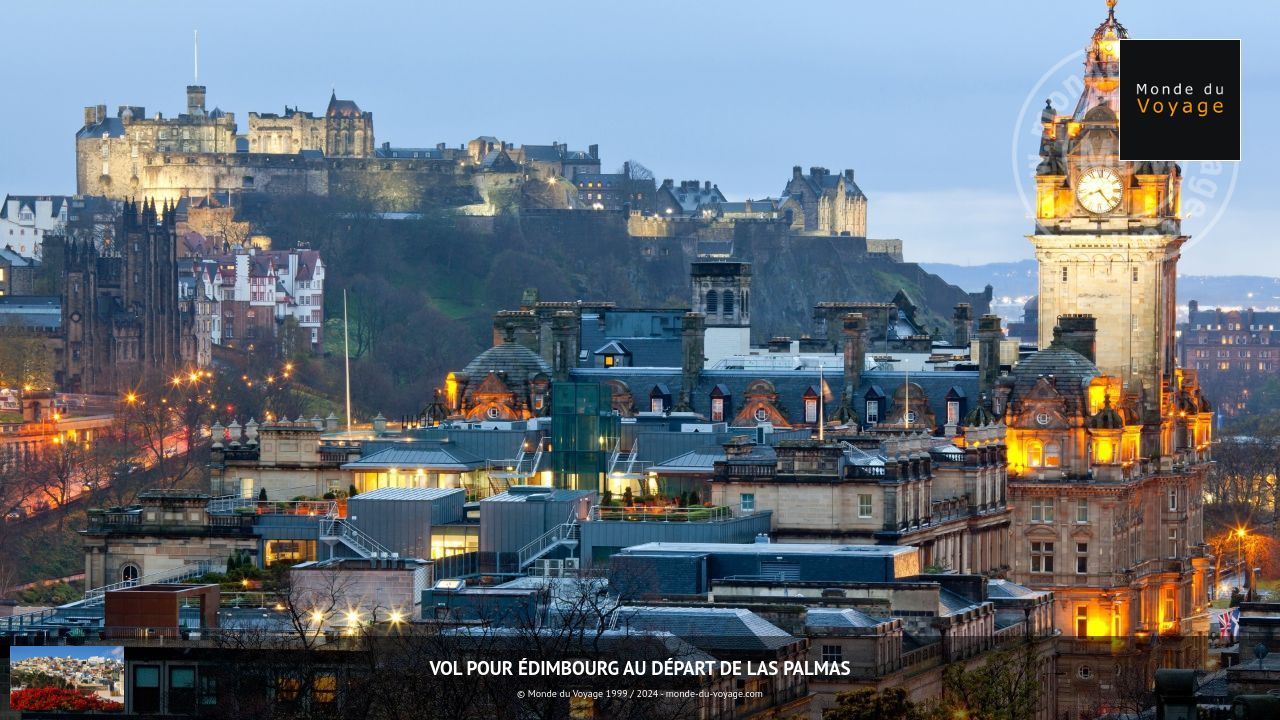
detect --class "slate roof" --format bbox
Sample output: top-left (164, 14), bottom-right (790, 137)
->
top-left (1, 195), bottom-right (69, 219)
top-left (985, 579), bottom-right (1046, 600)
top-left (520, 145), bottom-right (564, 163)
top-left (1006, 342), bottom-right (1099, 417)
top-left (461, 342), bottom-right (553, 402)
top-left (804, 607), bottom-right (885, 629)
top-left (375, 147), bottom-right (444, 159)
top-left (615, 606), bottom-right (798, 652)
top-left (939, 588), bottom-right (984, 615)
top-left (76, 117), bottom-right (126, 139)
top-left (342, 444), bottom-right (485, 471)
top-left (569, 366), bottom-right (979, 433)
top-left (649, 447), bottom-right (726, 473)
top-left (326, 92), bottom-right (362, 117)
top-left (0, 248), bottom-right (35, 267)
top-left (0, 295), bottom-right (60, 330)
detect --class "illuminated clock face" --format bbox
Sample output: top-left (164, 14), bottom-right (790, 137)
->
top-left (1076, 167), bottom-right (1124, 214)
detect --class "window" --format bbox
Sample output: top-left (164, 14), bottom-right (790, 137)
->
top-left (946, 400), bottom-right (960, 425)
top-left (169, 666), bottom-right (197, 714)
top-left (722, 290), bottom-right (734, 314)
top-left (1031, 542), bottom-right (1054, 573)
top-left (1061, 267), bottom-right (1069, 282)
top-left (821, 645), bottom-right (844, 663)
top-left (705, 290), bottom-right (718, 314)
top-left (1077, 543), bottom-right (1089, 574)
top-left (133, 665), bottom-right (161, 713)
top-left (651, 396), bottom-right (664, 413)
top-left (754, 408), bottom-right (768, 422)
top-left (1076, 499), bottom-right (1089, 523)
top-left (1167, 486), bottom-right (1178, 511)
top-left (741, 493), bottom-right (755, 512)
top-left (865, 400), bottom-right (879, 424)
top-left (1078, 665), bottom-right (1093, 680)
top-left (1132, 267), bottom-right (1139, 282)
top-left (804, 395), bottom-right (819, 423)
top-left (1027, 441), bottom-right (1044, 467)
top-left (711, 397), bottom-right (724, 422)
top-left (1031, 499), bottom-right (1054, 523)
top-left (1076, 606), bottom-right (1089, 637)
top-left (1168, 528), bottom-right (1179, 558)
top-left (121, 562), bottom-right (140, 583)
top-left (1164, 588), bottom-right (1177, 624)
top-left (1045, 443), bottom-right (1062, 467)
top-left (859, 493), bottom-right (873, 518)
top-left (603, 354), bottom-right (615, 368)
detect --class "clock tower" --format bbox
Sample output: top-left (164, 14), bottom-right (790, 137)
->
top-left (1030, 0), bottom-right (1184, 434)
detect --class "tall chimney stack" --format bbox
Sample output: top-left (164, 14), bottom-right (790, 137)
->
top-left (952, 303), bottom-right (973, 347)
top-left (676, 312), bottom-right (705, 412)
top-left (836, 313), bottom-right (867, 423)
top-left (976, 314), bottom-right (1003, 407)
top-left (1055, 314), bottom-right (1097, 363)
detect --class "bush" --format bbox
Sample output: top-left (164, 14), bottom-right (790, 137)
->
top-left (10, 687), bottom-right (124, 712)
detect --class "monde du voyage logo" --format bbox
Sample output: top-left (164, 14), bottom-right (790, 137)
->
top-left (1119, 39), bottom-right (1241, 161)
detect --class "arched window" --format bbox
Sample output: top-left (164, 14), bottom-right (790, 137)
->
top-left (121, 563), bottom-right (140, 583)
top-left (705, 290), bottom-right (718, 314)
top-left (1027, 441), bottom-right (1044, 468)
top-left (722, 290), bottom-right (735, 314)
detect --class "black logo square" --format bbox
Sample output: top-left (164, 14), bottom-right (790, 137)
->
top-left (1119, 39), bottom-right (1240, 161)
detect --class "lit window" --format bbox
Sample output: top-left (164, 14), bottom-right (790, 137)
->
top-left (946, 400), bottom-right (960, 425)
top-left (804, 396), bottom-right (818, 424)
top-left (1076, 606), bottom-right (1089, 637)
top-left (1027, 441), bottom-right (1044, 467)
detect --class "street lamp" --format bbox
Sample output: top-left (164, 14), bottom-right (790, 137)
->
top-left (1237, 527), bottom-right (1250, 601)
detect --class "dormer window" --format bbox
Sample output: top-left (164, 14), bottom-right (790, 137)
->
top-left (865, 399), bottom-right (880, 425)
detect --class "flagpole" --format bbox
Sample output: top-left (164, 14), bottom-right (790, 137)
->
top-left (818, 363), bottom-right (825, 442)
top-left (343, 289), bottom-right (352, 434)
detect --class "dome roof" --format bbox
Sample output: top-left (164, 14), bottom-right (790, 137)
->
top-left (462, 341), bottom-right (553, 390)
top-left (1007, 343), bottom-right (1101, 418)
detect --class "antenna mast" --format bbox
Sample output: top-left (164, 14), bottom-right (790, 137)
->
top-left (193, 30), bottom-right (199, 83)
top-left (343, 290), bottom-right (352, 434)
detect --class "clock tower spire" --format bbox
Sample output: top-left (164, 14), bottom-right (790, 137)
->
top-left (1028, 1), bottom-right (1184, 446)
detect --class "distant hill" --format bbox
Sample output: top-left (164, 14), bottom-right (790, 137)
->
top-left (923, 259), bottom-right (1280, 309)
top-left (242, 195), bottom-right (985, 416)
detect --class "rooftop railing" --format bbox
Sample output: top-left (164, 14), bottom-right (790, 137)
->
top-left (589, 504), bottom-right (737, 523)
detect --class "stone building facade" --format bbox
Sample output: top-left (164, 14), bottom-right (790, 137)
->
top-left (54, 200), bottom-right (205, 393)
top-left (1007, 6), bottom-right (1216, 716)
top-left (1179, 301), bottom-right (1280, 417)
top-left (780, 166), bottom-right (867, 236)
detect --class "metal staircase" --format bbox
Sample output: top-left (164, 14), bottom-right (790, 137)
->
top-left (517, 507), bottom-right (581, 571)
top-left (488, 438), bottom-right (548, 495)
top-left (319, 511), bottom-right (394, 560)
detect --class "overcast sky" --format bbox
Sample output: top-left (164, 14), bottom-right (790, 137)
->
top-left (0, 0), bottom-right (1274, 275)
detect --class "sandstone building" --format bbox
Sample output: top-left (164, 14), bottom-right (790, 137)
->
top-left (1007, 5), bottom-right (1215, 716)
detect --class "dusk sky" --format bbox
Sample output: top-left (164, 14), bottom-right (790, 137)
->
top-left (1, 0), bottom-right (1274, 275)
